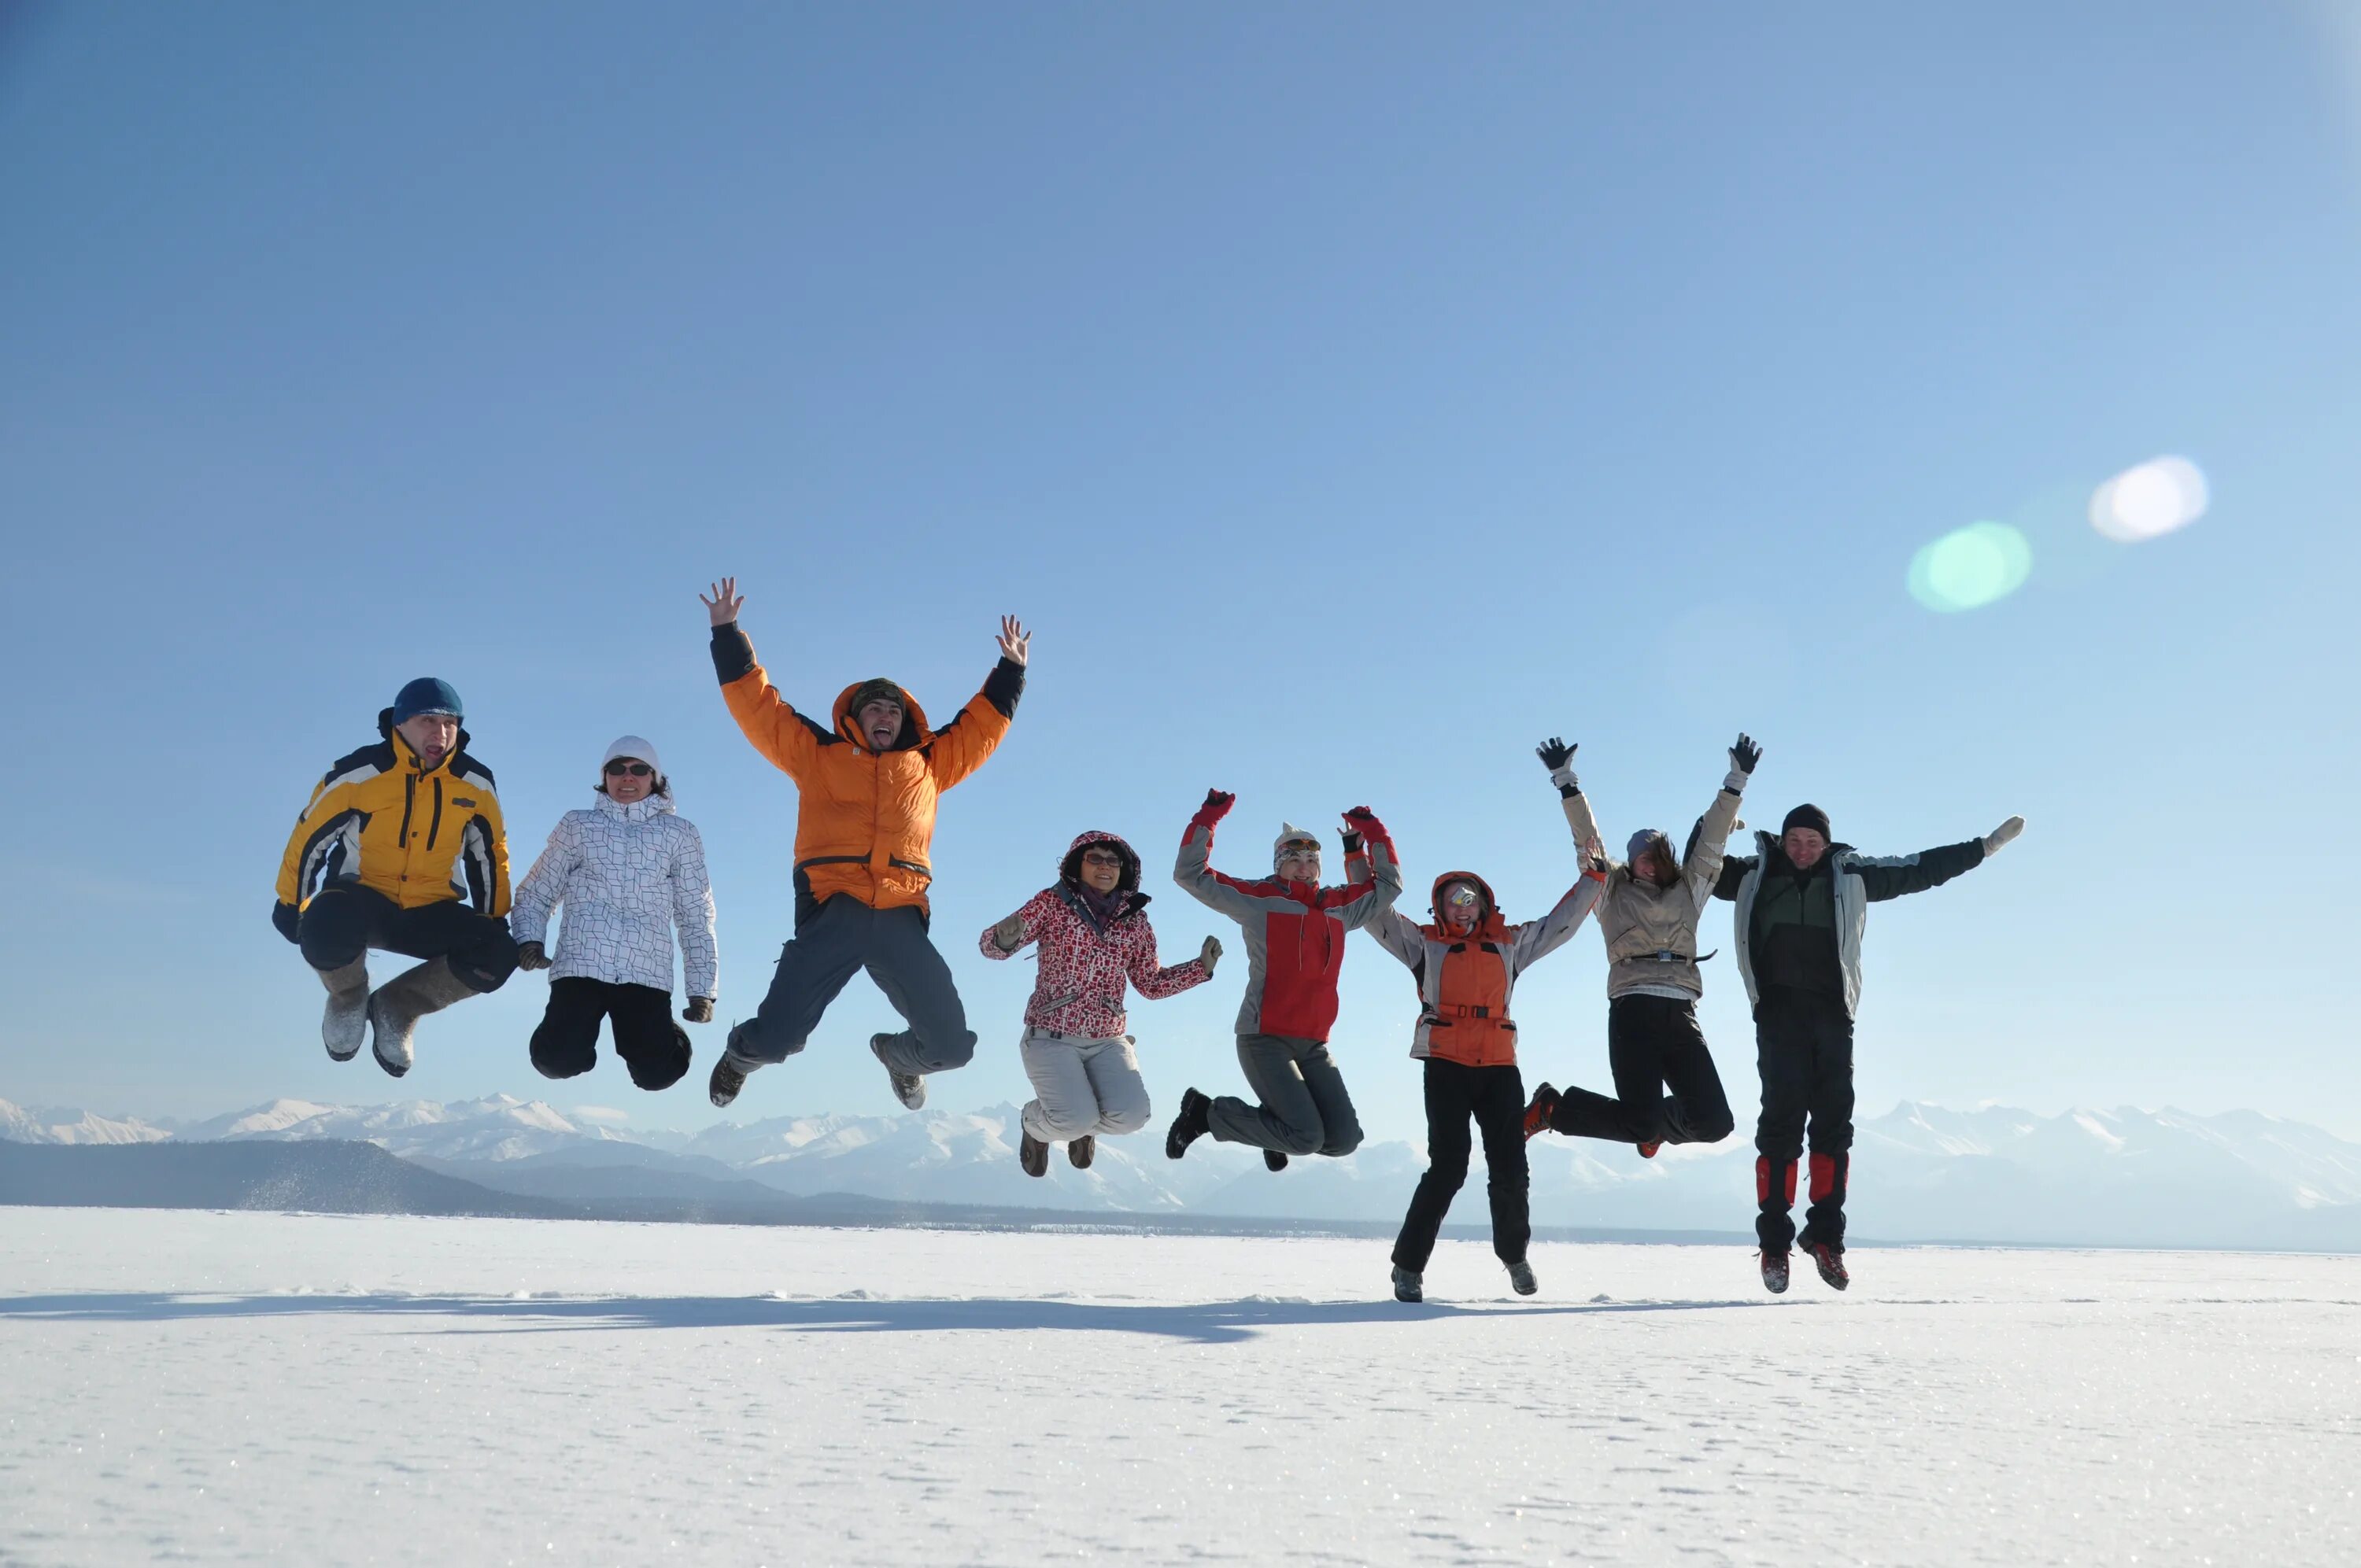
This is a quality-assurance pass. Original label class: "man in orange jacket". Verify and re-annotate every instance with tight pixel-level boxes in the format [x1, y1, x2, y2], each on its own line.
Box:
[699, 577, 1029, 1112]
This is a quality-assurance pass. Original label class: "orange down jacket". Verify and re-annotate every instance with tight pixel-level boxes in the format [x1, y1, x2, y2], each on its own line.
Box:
[711, 622, 1024, 922]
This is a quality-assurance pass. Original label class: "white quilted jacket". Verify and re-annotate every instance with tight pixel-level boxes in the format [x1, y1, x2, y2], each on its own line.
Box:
[510, 791, 719, 999]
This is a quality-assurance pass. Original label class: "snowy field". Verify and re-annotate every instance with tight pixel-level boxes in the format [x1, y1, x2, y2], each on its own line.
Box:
[2, 1209, 2355, 1566]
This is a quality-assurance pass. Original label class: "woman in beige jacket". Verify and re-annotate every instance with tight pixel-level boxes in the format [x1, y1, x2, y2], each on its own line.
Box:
[1523, 733, 1759, 1157]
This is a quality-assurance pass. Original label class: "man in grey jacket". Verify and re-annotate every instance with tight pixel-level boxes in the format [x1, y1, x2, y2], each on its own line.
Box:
[1713, 802, 2024, 1293]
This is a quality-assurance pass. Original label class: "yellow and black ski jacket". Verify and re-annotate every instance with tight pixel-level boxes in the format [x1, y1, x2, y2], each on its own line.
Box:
[274, 713, 512, 922]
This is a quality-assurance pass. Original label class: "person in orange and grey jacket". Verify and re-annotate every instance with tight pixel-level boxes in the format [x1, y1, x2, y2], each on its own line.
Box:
[981, 831, 1219, 1178]
[698, 577, 1028, 1112]
[1711, 799, 2025, 1295]
[271, 677, 518, 1079]
[1524, 733, 1758, 1163]
[1163, 795, 1402, 1172]
[1362, 844, 1606, 1304]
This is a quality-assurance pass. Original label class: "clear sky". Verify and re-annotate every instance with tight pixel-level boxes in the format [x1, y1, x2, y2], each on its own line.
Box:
[3, 2, 2357, 1142]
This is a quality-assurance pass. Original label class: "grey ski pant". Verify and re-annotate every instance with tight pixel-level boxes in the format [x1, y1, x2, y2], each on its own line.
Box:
[728, 896, 977, 1075]
[1018, 1031, 1151, 1142]
[1206, 1033, 1364, 1157]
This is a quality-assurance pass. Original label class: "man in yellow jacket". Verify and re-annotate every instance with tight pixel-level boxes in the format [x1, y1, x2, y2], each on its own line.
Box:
[700, 577, 1027, 1112]
[272, 677, 518, 1077]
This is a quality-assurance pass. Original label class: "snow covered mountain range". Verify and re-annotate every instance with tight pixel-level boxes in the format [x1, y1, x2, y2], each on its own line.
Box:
[6, 1093, 2359, 1248]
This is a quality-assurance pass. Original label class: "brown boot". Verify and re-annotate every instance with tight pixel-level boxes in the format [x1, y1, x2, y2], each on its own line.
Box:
[1067, 1135, 1096, 1170]
[1019, 1130, 1049, 1177]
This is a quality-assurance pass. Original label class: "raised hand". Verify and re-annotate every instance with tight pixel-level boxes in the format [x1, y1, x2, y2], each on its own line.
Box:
[1983, 816, 2025, 855]
[700, 577, 745, 628]
[1199, 934, 1223, 976]
[1198, 788, 1236, 822]
[992, 912, 1027, 953]
[1340, 806, 1387, 845]
[1535, 736, 1576, 772]
[997, 615, 1032, 667]
[1731, 733, 1762, 776]
[516, 941, 552, 972]
[682, 997, 715, 1024]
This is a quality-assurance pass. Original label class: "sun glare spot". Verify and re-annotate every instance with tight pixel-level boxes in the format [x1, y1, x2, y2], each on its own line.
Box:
[2089, 456, 2208, 544]
[1907, 522, 2034, 614]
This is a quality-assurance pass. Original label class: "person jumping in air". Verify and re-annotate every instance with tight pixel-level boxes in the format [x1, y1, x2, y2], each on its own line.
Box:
[1524, 734, 1759, 1162]
[1713, 801, 2026, 1293]
[508, 736, 718, 1092]
[981, 832, 1221, 1176]
[1164, 794, 1402, 1171]
[271, 677, 518, 1077]
[700, 577, 1028, 1111]
[1362, 847, 1606, 1304]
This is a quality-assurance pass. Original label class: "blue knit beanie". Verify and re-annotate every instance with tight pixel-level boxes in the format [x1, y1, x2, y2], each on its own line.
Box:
[392, 677, 464, 724]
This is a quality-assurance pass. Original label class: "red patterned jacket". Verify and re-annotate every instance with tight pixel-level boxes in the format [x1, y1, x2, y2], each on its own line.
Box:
[980, 831, 1211, 1039]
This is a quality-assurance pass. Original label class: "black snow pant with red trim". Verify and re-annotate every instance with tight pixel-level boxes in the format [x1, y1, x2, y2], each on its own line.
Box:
[1753, 987, 1854, 1253]
[1392, 1058, 1530, 1272]
[531, 979, 693, 1091]
[1546, 995, 1735, 1147]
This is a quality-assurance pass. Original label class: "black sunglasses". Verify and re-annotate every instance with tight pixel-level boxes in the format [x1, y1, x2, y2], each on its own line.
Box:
[604, 761, 654, 777]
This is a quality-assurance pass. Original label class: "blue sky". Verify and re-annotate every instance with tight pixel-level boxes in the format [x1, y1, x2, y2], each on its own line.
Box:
[3, 2, 2357, 1143]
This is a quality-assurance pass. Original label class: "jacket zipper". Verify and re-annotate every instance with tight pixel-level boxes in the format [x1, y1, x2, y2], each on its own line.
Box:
[426, 778, 445, 850]
[398, 774, 416, 847]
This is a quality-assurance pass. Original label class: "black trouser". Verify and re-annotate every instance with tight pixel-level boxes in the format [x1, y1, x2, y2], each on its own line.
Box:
[531, 978, 693, 1090]
[732, 897, 976, 1076]
[1392, 1058, 1529, 1272]
[1753, 987, 1855, 1253]
[297, 884, 519, 993]
[1548, 994, 1735, 1147]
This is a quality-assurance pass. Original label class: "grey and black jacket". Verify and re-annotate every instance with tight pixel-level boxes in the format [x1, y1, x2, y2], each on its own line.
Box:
[1713, 832, 1986, 1016]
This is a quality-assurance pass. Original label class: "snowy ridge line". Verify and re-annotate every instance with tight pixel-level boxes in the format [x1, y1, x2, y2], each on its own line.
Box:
[6, 1092, 2361, 1249]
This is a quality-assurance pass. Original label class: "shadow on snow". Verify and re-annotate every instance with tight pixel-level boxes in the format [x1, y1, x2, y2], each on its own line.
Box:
[0, 1291, 1770, 1345]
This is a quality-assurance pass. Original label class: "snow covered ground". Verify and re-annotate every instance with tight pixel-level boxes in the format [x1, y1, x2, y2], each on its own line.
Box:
[3, 1209, 2355, 1566]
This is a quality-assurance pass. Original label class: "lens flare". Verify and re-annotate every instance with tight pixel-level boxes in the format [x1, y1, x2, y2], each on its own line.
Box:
[2089, 456, 2208, 543]
[1906, 522, 2034, 614]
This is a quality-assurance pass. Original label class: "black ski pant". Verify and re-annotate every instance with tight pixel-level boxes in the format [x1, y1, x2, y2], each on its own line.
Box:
[729, 895, 977, 1076]
[1547, 994, 1735, 1147]
[531, 979, 693, 1091]
[1392, 1058, 1530, 1272]
[1753, 987, 1855, 1253]
[297, 884, 519, 994]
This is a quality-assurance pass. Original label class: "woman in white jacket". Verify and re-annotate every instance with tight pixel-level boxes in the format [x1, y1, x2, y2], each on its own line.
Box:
[510, 736, 719, 1090]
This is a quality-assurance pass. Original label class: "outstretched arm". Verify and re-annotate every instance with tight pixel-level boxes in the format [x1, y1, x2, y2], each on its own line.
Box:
[1508, 867, 1610, 970]
[1539, 736, 1608, 864]
[980, 888, 1056, 959]
[705, 578, 822, 784]
[1124, 916, 1214, 999]
[1332, 807, 1404, 931]
[929, 616, 1029, 789]
[1683, 733, 1757, 914]
[1855, 816, 2022, 902]
[1173, 790, 1265, 923]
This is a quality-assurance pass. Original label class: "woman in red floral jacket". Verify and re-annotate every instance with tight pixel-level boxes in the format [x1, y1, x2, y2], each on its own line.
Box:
[981, 831, 1221, 1176]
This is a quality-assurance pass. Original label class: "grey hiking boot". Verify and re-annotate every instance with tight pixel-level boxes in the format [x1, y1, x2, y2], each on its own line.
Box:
[1391, 1265, 1423, 1304]
[1506, 1258, 1539, 1297]
[710, 1027, 762, 1108]
[870, 1034, 926, 1110]
[318, 957, 370, 1062]
[1019, 1129, 1049, 1177]
[1067, 1134, 1095, 1170]
[365, 958, 476, 1078]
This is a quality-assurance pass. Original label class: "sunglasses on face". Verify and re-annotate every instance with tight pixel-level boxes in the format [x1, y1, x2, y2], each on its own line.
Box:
[604, 761, 653, 777]
[1080, 850, 1125, 868]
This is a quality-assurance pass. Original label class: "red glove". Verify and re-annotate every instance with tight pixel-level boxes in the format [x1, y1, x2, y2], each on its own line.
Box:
[1192, 789, 1236, 828]
[1340, 806, 1390, 850]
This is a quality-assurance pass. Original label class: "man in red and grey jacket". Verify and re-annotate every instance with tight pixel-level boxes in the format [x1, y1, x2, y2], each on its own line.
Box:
[1164, 791, 1402, 1171]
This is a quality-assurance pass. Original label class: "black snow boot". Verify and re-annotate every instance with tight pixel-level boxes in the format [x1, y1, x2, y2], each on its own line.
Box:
[1802, 1238, 1849, 1292]
[1166, 1088, 1212, 1160]
[1067, 1134, 1095, 1170]
[1264, 1149, 1288, 1171]
[1019, 1129, 1049, 1178]
[1759, 1248, 1790, 1295]
[1506, 1259, 1538, 1297]
[1391, 1265, 1423, 1304]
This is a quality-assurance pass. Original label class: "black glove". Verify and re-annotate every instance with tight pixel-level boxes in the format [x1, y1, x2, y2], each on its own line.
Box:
[683, 997, 715, 1024]
[1731, 733, 1761, 776]
[1535, 736, 1576, 772]
[516, 941, 552, 972]
[272, 901, 302, 945]
[1339, 828, 1364, 854]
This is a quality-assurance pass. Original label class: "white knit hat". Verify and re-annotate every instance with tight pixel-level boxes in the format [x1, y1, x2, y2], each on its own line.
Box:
[602, 734, 661, 778]
[1273, 822, 1321, 867]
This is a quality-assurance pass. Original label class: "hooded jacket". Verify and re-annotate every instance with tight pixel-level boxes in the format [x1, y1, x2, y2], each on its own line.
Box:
[1713, 830, 1986, 1016]
[508, 789, 719, 999]
[1174, 804, 1402, 1042]
[1362, 869, 1605, 1066]
[1561, 767, 1746, 1001]
[274, 712, 510, 921]
[711, 622, 1023, 922]
[979, 831, 1211, 1039]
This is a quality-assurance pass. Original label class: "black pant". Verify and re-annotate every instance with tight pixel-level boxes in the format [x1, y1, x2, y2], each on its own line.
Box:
[530, 978, 692, 1091]
[1548, 994, 1735, 1146]
[298, 884, 519, 993]
[1753, 987, 1855, 1252]
[734, 897, 976, 1075]
[1392, 1059, 1529, 1272]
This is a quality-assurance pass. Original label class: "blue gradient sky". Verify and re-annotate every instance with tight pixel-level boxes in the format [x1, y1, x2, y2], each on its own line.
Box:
[3, 2, 2357, 1140]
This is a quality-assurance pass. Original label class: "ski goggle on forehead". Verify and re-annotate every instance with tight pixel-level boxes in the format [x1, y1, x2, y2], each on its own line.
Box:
[1276, 839, 1321, 859]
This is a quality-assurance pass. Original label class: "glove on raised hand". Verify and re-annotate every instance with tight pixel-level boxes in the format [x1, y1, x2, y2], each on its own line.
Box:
[682, 997, 715, 1024]
[1193, 788, 1236, 827]
[1199, 935, 1223, 976]
[1535, 736, 1580, 794]
[515, 941, 552, 972]
[1982, 816, 2025, 855]
[1340, 806, 1391, 851]
[1731, 733, 1762, 777]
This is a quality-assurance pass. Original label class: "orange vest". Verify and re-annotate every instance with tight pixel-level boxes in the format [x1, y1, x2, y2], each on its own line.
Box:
[1423, 918, 1517, 1068]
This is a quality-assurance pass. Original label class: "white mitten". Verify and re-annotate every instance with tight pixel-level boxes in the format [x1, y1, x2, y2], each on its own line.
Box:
[1550, 766, 1580, 793]
[1983, 816, 2025, 855]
